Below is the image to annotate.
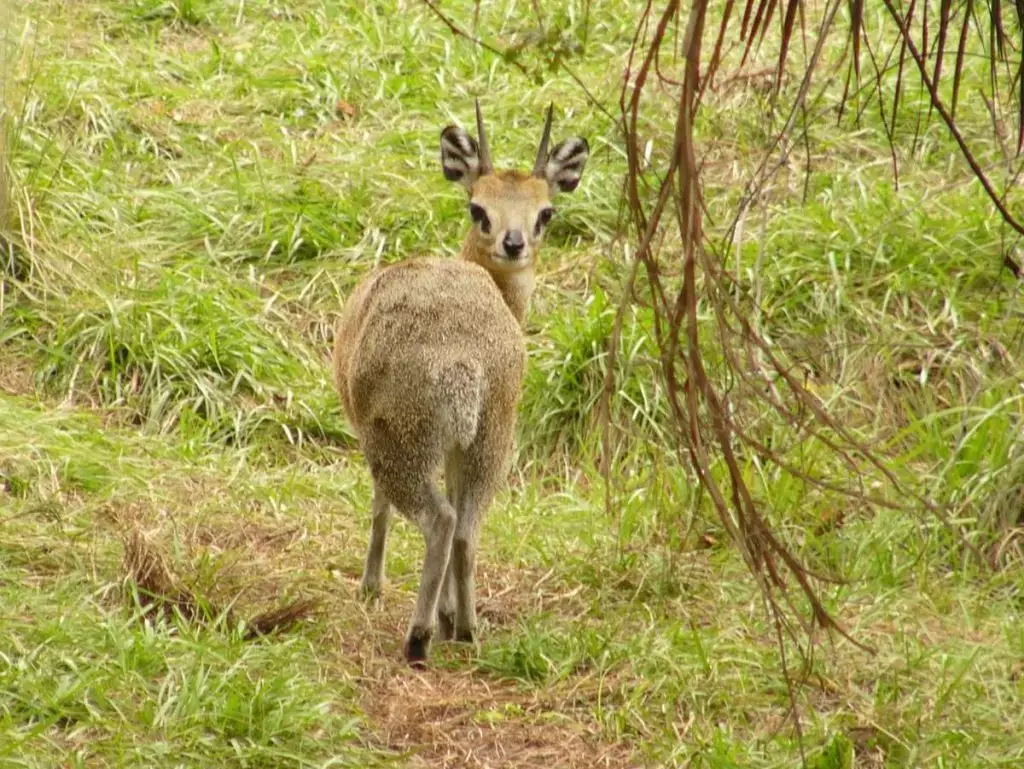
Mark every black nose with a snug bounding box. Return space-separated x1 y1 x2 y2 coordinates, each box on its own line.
502 230 525 258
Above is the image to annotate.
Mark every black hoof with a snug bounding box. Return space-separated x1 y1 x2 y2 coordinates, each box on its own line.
438 611 456 641
404 628 432 667
454 628 476 644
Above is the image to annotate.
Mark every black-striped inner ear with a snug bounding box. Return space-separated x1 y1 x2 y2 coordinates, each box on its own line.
440 126 480 183
545 138 589 193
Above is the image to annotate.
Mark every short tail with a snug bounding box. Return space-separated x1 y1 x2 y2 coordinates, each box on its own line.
439 359 486 450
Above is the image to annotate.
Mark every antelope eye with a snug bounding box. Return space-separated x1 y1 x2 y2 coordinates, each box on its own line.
535 207 555 235
469 203 491 234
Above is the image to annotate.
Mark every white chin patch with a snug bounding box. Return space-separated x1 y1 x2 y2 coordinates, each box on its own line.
492 252 528 267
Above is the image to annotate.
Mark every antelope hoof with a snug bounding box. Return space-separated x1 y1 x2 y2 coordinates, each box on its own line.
454 628 476 645
404 627 433 668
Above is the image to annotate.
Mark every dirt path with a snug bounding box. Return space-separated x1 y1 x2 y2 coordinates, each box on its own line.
366 667 636 769
330 571 641 769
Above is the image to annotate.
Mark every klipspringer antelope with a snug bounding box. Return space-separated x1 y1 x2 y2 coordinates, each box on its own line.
333 101 589 665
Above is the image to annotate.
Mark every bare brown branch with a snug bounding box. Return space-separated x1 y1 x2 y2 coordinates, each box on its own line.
882 0 1024 236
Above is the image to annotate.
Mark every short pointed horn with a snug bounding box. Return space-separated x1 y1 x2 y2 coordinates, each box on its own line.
475 98 493 175
532 103 554 177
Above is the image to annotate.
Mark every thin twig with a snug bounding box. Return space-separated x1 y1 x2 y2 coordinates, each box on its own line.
421 0 530 76
882 0 1024 236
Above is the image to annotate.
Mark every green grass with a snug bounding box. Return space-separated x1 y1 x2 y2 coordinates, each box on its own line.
1 0 1023 766
2 584 368 767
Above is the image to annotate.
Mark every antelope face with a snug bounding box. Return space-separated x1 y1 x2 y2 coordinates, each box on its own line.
440 102 590 273
464 172 552 270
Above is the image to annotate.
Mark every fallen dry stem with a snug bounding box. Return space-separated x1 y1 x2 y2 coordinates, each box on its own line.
122 527 319 640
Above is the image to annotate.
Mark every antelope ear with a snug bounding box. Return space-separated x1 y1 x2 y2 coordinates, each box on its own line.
543 137 589 194
440 126 481 191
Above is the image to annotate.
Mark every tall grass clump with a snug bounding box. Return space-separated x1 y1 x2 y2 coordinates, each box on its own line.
910 384 1024 565
14 261 348 447
0 113 17 282
519 285 669 460
0 11 26 287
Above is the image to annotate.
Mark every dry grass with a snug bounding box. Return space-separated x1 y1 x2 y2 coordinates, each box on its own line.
121 524 320 639
366 670 638 769
0 354 34 396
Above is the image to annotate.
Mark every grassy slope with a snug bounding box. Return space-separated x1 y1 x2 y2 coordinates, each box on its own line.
1 1 1022 767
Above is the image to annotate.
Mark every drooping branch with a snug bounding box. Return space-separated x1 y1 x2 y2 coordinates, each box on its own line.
424 0 1024 745
882 0 1024 236
618 6 887 748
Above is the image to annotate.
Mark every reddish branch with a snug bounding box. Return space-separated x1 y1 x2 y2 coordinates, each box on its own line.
618 7 880 749
882 0 1024 236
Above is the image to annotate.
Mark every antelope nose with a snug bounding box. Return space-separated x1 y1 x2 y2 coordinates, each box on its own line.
502 230 525 258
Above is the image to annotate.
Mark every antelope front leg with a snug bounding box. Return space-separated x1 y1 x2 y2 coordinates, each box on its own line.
404 485 456 666
359 485 392 602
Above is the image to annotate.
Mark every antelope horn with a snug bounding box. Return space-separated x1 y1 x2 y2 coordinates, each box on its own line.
475 98 493 176
532 103 554 177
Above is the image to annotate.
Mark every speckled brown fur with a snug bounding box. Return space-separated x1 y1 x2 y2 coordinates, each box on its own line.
332 107 588 664
334 258 524 517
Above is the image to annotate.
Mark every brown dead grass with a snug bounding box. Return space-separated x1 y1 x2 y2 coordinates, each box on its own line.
121 524 318 639
365 668 639 769
474 563 590 628
187 518 305 555
0 355 36 396
308 559 638 769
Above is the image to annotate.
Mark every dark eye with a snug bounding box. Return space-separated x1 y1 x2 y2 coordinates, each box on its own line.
535 207 555 235
469 203 491 234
